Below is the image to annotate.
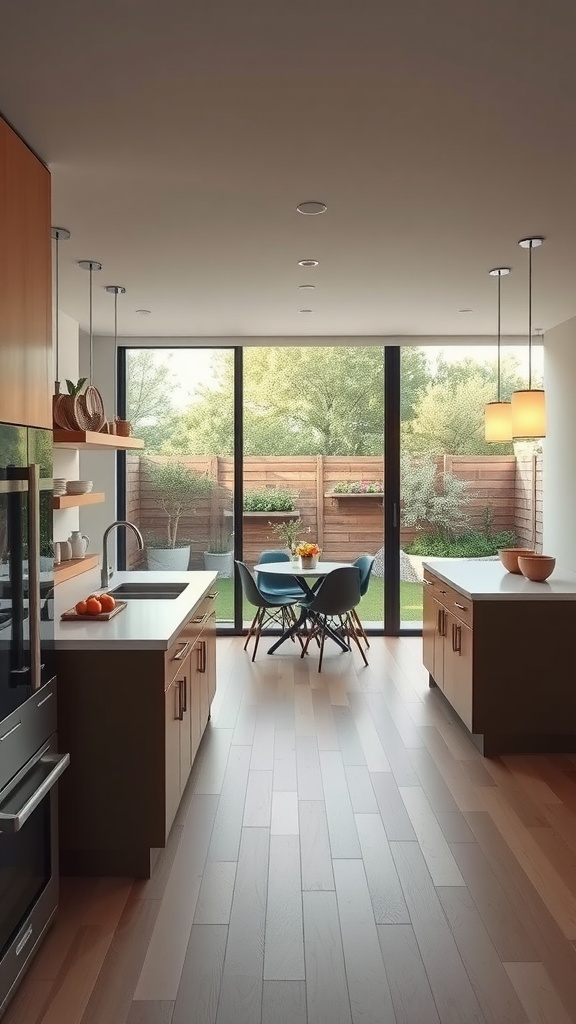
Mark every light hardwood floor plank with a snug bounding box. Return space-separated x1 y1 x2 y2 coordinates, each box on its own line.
344 765 379 813
296 734 324 799
273 729 297 791
332 706 367 766
262 981 307 1024
437 885 529 1024
390 841 485 1024
172 924 227 1024
299 799 335 891
194 862 237 924
271 791 299 835
217 827 269 1024
303 890 352 1024
194 728 234 794
348 694 391 771
503 962 573 1024
371 772 417 841
311 689 339 750
264 835 305 981
319 750 361 857
207 746 251 862
399 786 465 886
365 693 420 785
355 813 410 924
243 770 273 827
333 859 396 1024
377 924 441 1024
135 795 218 1000
250 709 276 770
126 1001 174 1024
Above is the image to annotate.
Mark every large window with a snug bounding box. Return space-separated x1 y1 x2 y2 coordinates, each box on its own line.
119 341 543 634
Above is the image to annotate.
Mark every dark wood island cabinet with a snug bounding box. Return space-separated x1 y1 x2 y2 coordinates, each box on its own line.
422 560 576 756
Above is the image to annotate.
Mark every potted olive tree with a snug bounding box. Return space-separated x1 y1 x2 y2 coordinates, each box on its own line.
143 460 214 571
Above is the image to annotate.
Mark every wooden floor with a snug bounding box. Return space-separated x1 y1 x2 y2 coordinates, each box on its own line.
7 635 576 1024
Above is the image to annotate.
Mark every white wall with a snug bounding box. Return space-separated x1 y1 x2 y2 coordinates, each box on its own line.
542 316 576 571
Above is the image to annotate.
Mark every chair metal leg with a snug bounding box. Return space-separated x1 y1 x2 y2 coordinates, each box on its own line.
318 618 327 672
345 612 369 666
244 609 260 652
251 607 264 661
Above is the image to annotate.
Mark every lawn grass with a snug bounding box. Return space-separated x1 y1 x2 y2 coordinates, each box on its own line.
212 576 423 626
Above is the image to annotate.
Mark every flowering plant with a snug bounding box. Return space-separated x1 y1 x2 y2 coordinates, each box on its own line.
332 480 383 494
295 541 320 557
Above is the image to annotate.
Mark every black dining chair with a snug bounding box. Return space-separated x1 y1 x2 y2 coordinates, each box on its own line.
299 566 368 672
255 549 307 602
235 560 301 661
351 553 376 647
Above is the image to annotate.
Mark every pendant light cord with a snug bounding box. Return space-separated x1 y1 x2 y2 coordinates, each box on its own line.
55 234 59 383
89 263 94 384
528 243 532 391
497 272 501 403
114 288 118 419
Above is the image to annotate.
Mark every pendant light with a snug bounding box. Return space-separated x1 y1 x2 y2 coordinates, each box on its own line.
51 226 71 396
511 237 546 439
484 266 512 442
77 259 106 431
105 284 126 421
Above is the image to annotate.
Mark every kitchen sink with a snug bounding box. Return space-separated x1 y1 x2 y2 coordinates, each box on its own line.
107 582 188 600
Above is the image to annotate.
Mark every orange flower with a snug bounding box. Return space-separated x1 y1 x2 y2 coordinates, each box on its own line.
295 541 320 557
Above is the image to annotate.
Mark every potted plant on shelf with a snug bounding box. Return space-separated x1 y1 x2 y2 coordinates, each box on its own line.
243 487 299 515
143 460 214 570
203 522 234 578
330 480 383 495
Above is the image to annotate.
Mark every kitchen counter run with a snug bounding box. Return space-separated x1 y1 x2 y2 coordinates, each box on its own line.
55 570 218 650
423 558 576 601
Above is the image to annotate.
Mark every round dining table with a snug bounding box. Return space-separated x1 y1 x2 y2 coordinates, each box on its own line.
253 559 353 654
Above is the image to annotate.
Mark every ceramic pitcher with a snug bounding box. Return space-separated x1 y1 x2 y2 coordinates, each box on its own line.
68 531 90 559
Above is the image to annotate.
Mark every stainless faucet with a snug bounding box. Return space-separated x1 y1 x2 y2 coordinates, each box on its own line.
101 521 144 588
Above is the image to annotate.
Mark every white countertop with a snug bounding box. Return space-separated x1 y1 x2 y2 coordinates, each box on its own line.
55 570 218 650
423 558 576 601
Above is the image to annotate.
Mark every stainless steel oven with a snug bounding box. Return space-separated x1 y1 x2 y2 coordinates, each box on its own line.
0 425 68 1018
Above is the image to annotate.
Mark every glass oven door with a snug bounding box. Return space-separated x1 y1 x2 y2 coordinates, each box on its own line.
0 741 69 960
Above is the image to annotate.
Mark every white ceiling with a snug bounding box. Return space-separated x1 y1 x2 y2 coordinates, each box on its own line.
1 0 576 338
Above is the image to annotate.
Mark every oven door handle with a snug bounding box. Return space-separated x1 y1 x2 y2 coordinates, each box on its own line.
0 753 70 833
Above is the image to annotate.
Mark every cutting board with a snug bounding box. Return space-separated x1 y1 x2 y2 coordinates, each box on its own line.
61 600 127 621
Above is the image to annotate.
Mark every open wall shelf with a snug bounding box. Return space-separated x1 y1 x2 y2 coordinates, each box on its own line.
54 554 99 585
53 492 106 510
53 430 144 451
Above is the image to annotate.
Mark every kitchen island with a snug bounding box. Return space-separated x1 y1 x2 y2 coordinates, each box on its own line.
422 559 576 756
55 571 218 877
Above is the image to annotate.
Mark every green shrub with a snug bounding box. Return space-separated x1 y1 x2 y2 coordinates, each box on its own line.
243 487 297 512
400 456 472 539
405 529 518 558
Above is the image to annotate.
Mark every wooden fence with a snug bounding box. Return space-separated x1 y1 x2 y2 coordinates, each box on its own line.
126 453 543 569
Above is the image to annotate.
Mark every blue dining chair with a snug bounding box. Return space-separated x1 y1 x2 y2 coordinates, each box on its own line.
351 554 376 647
255 549 307 603
236 561 301 661
299 566 368 672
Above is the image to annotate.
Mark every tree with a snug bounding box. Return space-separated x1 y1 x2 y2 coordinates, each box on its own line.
404 371 515 456
126 350 179 451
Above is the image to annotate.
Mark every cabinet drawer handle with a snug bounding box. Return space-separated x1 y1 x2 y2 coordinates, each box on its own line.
172 641 192 662
207 592 218 600
181 676 187 713
454 624 462 654
175 680 184 721
197 639 206 673
441 608 446 636
454 602 466 611
437 608 442 634
423 579 434 586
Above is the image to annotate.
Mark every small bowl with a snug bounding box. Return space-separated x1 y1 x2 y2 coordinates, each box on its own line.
517 554 556 583
498 547 536 574
66 480 93 494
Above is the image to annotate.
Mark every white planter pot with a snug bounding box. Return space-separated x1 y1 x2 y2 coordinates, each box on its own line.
203 550 234 578
147 545 191 571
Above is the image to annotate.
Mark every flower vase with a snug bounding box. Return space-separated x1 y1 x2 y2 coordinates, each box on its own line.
300 555 319 569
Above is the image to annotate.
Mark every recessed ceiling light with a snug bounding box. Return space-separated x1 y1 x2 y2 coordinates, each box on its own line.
459 308 473 313
135 309 151 315
296 201 327 216
299 284 316 290
299 309 314 314
298 259 319 267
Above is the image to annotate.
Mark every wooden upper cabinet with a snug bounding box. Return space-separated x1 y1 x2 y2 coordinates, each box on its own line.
0 117 52 428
